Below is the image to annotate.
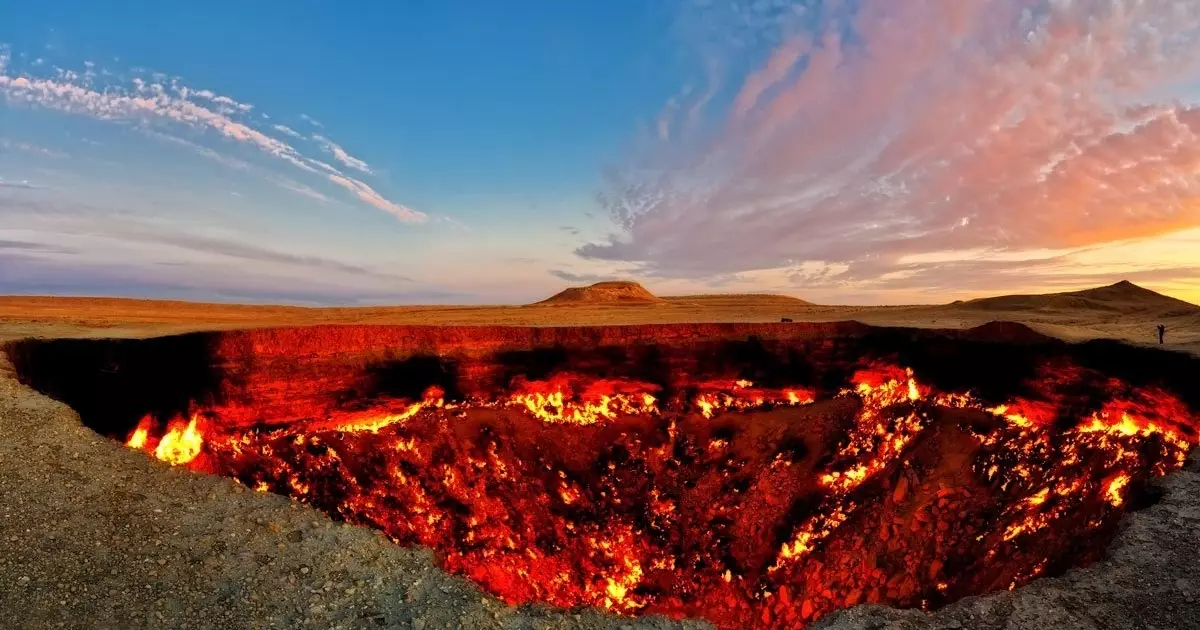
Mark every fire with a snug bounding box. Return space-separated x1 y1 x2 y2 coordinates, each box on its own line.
694 380 817 418
1105 474 1130 507
125 419 151 449
114 361 1199 629
505 376 659 424
151 415 203 466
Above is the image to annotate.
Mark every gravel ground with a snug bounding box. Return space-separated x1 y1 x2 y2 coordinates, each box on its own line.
4 355 1200 630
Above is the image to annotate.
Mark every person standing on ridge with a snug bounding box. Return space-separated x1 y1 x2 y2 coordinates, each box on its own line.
1158 324 1166 345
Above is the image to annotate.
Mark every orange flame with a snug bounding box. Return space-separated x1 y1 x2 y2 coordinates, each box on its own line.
152 415 203 466
113 361 1198 629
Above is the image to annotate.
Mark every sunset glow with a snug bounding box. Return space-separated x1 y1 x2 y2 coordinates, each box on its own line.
2 1 1199 304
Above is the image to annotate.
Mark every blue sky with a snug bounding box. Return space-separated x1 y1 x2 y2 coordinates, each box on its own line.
4 1 1200 305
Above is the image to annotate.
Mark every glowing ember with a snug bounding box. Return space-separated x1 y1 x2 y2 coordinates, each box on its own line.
151 415 204 466
1105 474 1130 507
125 421 150 449
118 363 1198 629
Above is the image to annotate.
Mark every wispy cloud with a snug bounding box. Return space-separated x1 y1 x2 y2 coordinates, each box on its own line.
0 253 443 306
585 0 1200 292
1 216 412 284
0 238 73 254
272 123 303 138
326 173 421 220
299 113 323 128
1 137 68 157
549 269 622 284
0 57 424 222
146 231 409 279
312 133 372 174
0 177 44 189
145 131 332 203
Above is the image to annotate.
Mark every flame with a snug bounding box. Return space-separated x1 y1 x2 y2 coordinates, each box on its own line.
114 361 1199 629
694 381 817 418
505 376 660 425
152 415 203 466
1105 474 1130 507
125 417 152 449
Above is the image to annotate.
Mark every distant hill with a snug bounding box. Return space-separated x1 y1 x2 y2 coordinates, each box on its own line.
955 281 1198 315
663 294 813 308
535 281 665 305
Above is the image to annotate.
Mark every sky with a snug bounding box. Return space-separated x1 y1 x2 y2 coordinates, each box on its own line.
3 0 1200 306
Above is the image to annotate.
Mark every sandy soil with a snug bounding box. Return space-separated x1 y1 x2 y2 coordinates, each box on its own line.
2 282 1199 629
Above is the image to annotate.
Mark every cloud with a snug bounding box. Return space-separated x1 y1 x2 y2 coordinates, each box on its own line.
583 0 1200 290
549 269 622 284
1 216 412 283
299 113 323 128
272 123 303 138
0 238 74 254
145 231 410 280
0 59 423 222
145 131 332 202
327 173 424 221
312 133 372 174
1 138 68 157
434 216 471 231
0 179 43 189
0 254 444 306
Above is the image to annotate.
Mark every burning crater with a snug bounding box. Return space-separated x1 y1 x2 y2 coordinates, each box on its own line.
7 322 1200 629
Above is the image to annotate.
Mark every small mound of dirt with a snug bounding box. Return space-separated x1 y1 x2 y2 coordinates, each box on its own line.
536 281 665 305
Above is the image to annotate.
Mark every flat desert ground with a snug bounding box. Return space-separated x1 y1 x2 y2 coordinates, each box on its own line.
0 280 1196 353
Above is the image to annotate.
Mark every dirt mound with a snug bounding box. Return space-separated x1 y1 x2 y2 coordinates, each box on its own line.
957 281 1198 315
536 281 665 305
958 321 1053 343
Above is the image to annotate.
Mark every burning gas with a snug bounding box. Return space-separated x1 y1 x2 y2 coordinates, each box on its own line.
121 362 1197 629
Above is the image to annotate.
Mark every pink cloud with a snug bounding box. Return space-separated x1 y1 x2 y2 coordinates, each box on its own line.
327 173 424 221
584 0 1200 284
312 134 372 174
272 123 303 138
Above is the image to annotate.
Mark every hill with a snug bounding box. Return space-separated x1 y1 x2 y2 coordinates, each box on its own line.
534 281 665 305
663 294 813 308
955 281 1199 315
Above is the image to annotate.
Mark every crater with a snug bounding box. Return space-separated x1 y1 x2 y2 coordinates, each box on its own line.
7 322 1199 629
